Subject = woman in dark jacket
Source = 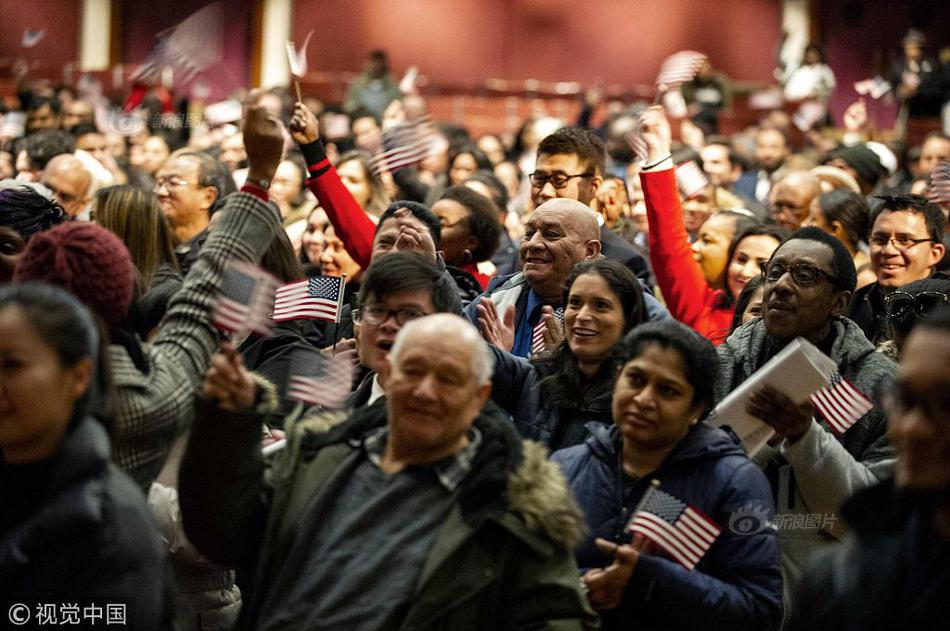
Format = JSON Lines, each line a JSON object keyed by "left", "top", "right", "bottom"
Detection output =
{"left": 490, "top": 258, "right": 646, "bottom": 451}
{"left": 0, "top": 283, "right": 173, "bottom": 629}
{"left": 552, "top": 320, "right": 782, "bottom": 631}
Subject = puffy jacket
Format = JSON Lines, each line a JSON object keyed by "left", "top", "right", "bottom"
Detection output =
{"left": 552, "top": 422, "right": 783, "bottom": 631}
{"left": 640, "top": 167, "right": 733, "bottom": 343}
{"left": 179, "top": 400, "right": 598, "bottom": 630}
{"left": 0, "top": 418, "right": 174, "bottom": 630}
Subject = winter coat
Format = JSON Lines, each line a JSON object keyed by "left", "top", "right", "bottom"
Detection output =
{"left": 109, "top": 191, "right": 282, "bottom": 489}
{"left": 640, "top": 167, "right": 734, "bottom": 344}
{"left": 0, "top": 418, "right": 174, "bottom": 630}
{"left": 787, "top": 479, "right": 950, "bottom": 631}
{"left": 179, "top": 400, "right": 598, "bottom": 631}
{"left": 716, "top": 317, "right": 897, "bottom": 612}
{"left": 489, "top": 345, "right": 613, "bottom": 450}
{"left": 552, "top": 423, "right": 783, "bottom": 631}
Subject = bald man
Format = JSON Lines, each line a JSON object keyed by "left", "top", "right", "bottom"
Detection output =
{"left": 41, "top": 154, "right": 92, "bottom": 219}
{"left": 464, "top": 198, "right": 602, "bottom": 357}
{"left": 768, "top": 170, "right": 822, "bottom": 232}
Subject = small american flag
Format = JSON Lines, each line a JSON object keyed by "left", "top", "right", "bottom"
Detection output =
{"left": 370, "top": 116, "right": 436, "bottom": 175}
{"left": 929, "top": 159, "right": 950, "bottom": 205}
{"left": 675, "top": 160, "right": 710, "bottom": 199}
{"left": 655, "top": 50, "right": 707, "bottom": 90}
{"left": 286, "top": 347, "right": 355, "bottom": 409}
{"left": 285, "top": 30, "right": 313, "bottom": 78}
{"left": 531, "top": 307, "right": 564, "bottom": 356}
{"left": 627, "top": 486, "right": 720, "bottom": 570}
{"left": 212, "top": 261, "right": 279, "bottom": 336}
{"left": 809, "top": 372, "right": 873, "bottom": 435}
{"left": 624, "top": 130, "right": 650, "bottom": 163}
{"left": 273, "top": 275, "right": 345, "bottom": 323}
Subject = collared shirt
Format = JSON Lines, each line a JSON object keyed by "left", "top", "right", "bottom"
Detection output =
{"left": 362, "top": 425, "right": 482, "bottom": 492}
{"left": 512, "top": 288, "right": 546, "bottom": 358}
{"left": 368, "top": 373, "right": 386, "bottom": 405}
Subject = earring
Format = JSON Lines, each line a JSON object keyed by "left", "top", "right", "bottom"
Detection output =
{"left": 462, "top": 248, "right": 473, "bottom": 264}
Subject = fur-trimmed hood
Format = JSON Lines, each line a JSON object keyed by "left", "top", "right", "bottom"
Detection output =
{"left": 287, "top": 398, "right": 586, "bottom": 548}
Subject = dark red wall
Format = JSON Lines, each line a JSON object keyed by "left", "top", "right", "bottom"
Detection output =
{"left": 0, "top": 0, "right": 81, "bottom": 78}
{"left": 293, "top": 0, "right": 782, "bottom": 87}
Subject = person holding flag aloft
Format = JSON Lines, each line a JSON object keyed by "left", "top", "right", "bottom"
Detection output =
{"left": 552, "top": 320, "right": 783, "bottom": 631}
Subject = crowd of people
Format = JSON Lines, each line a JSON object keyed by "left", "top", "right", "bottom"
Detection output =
{"left": 1, "top": 33, "right": 950, "bottom": 631}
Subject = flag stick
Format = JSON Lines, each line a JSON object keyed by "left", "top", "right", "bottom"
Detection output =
{"left": 292, "top": 77, "right": 303, "bottom": 104}
{"left": 331, "top": 273, "right": 348, "bottom": 356}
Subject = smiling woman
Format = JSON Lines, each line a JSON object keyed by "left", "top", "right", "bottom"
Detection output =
{"left": 487, "top": 258, "right": 646, "bottom": 451}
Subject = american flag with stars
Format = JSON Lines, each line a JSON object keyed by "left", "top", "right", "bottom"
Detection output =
{"left": 675, "top": 160, "right": 710, "bottom": 199}
{"left": 655, "top": 50, "right": 707, "bottom": 90}
{"left": 929, "top": 159, "right": 950, "bottom": 206}
{"left": 809, "top": 372, "right": 873, "bottom": 435}
{"left": 370, "top": 116, "right": 437, "bottom": 175}
{"left": 531, "top": 307, "right": 564, "bottom": 357}
{"left": 285, "top": 346, "right": 355, "bottom": 409}
{"left": 272, "top": 275, "right": 345, "bottom": 323}
{"left": 211, "top": 260, "right": 279, "bottom": 336}
{"left": 627, "top": 486, "right": 721, "bottom": 570}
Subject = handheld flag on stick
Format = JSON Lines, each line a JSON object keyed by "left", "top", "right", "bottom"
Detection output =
{"left": 654, "top": 50, "right": 707, "bottom": 108}
{"left": 627, "top": 480, "right": 721, "bottom": 570}
{"left": 531, "top": 307, "right": 564, "bottom": 357}
{"left": 212, "top": 260, "right": 279, "bottom": 337}
{"left": 272, "top": 274, "right": 346, "bottom": 323}
{"left": 370, "top": 116, "right": 437, "bottom": 175}
{"left": 286, "top": 346, "right": 356, "bottom": 410}
{"left": 286, "top": 30, "right": 313, "bottom": 102}
{"left": 675, "top": 160, "right": 709, "bottom": 199}
{"left": 809, "top": 372, "right": 873, "bottom": 435}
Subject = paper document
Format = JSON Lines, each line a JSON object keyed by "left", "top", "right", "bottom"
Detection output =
{"left": 708, "top": 338, "right": 836, "bottom": 456}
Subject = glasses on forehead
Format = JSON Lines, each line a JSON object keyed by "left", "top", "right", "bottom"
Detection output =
{"left": 868, "top": 234, "right": 933, "bottom": 250}
{"left": 761, "top": 261, "right": 836, "bottom": 287}
{"left": 884, "top": 291, "right": 949, "bottom": 321}
{"left": 529, "top": 171, "right": 594, "bottom": 190}
{"left": 352, "top": 304, "right": 429, "bottom": 326}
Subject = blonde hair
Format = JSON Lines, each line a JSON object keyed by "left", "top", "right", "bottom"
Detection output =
{"left": 94, "top": 185, "right": 179, "bottom": 292}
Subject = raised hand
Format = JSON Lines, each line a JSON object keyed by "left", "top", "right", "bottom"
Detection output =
{"left": 289, "top": 101, "right": 320, "bottom": 145}
{"left": 637, "top": 106, "right": 673, "bottom": 164}
{"left": 477, "top": 300, "right": 516, "bottom": 351}
{"left": 243, "top": 105, "right": 285, "bottom": 185}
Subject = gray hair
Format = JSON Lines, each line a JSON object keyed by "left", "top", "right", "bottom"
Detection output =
{"left": 390, "top": 313, "right": 494, "bottom": 385}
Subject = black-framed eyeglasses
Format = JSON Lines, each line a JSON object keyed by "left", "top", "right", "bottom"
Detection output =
{"left": 884, "top": 291, "right": 949, "bottom": 321}
{"left": 761, "top": 262, "right": 836, "bottom": 287}
{"left": 868, "top": 234, "right": 933, "bottom": 250}
{"left": 529, "top": 171, "right": 594, "bottom": 190}
{"left": 352, "top": 303, "right": 429, "bottom": 326}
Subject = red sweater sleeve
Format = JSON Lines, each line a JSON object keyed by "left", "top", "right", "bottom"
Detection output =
{"left": 300, "top": 140, "right": 375, "bottom": 269}
{"left": 640, "top": 168, "right": 732, "bottom": 341}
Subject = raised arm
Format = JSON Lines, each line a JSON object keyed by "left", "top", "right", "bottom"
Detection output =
{"left": 290, "top": 102, "right": 376, "bottom": 268}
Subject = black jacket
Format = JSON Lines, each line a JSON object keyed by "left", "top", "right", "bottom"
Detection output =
{"left": 788, "top": 479, "right": 950, "bottom": 631}
{"left": 600, "top": 225, "right": 654, "bottom": 290}
{"left": 0, "top": 418, "right": 174, "bottom": 630}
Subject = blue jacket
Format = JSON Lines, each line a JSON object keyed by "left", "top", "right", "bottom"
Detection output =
{"left": 552, "top": 423, "right": 783, "bottom": 631}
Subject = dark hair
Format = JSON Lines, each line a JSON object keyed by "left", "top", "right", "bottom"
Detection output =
{"left": 357, "top": 251, "right": 461, "bottom": 315}
{"left": 0, "top": 282, "right": 112, "bottom": 429}
{"left": 730, "top": 275, "right": 766, "bottom": 333}
{"left": 375, "top": 200, "right": 442, "bottom": 250}
{"left": 916, "top": 305, "right": 950, "bottom": 334}
{"left": 804, "top": 43, "right": 826, "bottom": 63}
{"left": 448, "top": 144, "right": 492, "bottom": 175}
{"left": 349, "top": 107, "right": 379, "bottom": 127}
{"left": 438, "top": 185, "right": 502, "bottom": 262}
{"left": 260, "top": 228, "right": 304, "bottom": 283}
{"left": 465, "top": 170, "right": 509, "bottom": 214}
{"left": 614, "top": 320, "right": 719, "bottom": 414}
{"left": 870, "top": 194, "right": 946, "bottom": 243}
{"left": 782, "top": 226, "right": 858, "bottom": 292}
{"left": 535, "top": 259, "right": 646, "bottom": 413}
{"left": 704, "top": 136, "right": 749, "bottom": 171}
{"left": 176, "top": 151, "right": 235, "bottom": 213}
{"left": 817, "top": 190, "right": 870, "bottom": 249}
{"left": 537, "top": 127, "right": 607, "bottom": 176}
{"left": 0, "top": 185, "right": 66, "bottom": 238}
{"left": 70, "top": 122, "right": 100, "bottom": 139}
{"left": 28, "top": 96, "right": 61, "bottom": 116}
{"left": 722, "top": 224, "right": 788, "bottom": 300}
{"left": 25, "top": 130, "right": 75, "bottom": 170}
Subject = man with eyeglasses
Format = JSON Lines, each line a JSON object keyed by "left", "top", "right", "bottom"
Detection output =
{"left": 530, "top": 127, "right": 653, "bottom": 289}
{"left": 716, "top": 226, "right": 897, "bottom": 614}
{"left": 882, "top": 275, "right": 950, "bottom": 358}
{"left": 767, "top": 170, "right": 822, "bottom": 232}
{"left": 848, "top": 194, "right": 947, "bottom": 344}
{"left": 788, "top": 306, "right": 950, "bottom": 631}
{"left": 154, "top": 151, "right": 227, "bottom": 274}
